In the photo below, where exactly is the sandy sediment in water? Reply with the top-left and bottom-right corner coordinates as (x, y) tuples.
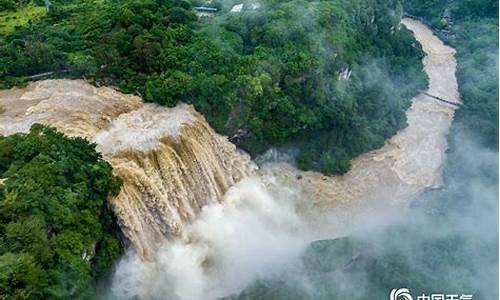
(260, 19), (460, 212)
(0, 79), (255, 259)
(0, 19), (459, 259)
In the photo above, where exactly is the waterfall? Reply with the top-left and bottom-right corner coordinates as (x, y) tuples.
(0, 79), (255, 259)
(95, 105), (255, 258)
(0, 18), (464, 299)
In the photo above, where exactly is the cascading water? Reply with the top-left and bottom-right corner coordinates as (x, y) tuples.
(111, 177), (309, 300)
(0, 79), (255, 259)
(95, 105), (255, 258)
(0, 18), (461, 300)
(109, 18), (462, 300)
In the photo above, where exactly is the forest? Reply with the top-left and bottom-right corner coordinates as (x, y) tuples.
(402, 0), (499, 148)
(1, 0), (495, 298)
(0, 0), (427, 174)
(229, 0), (499, 298)
(0, 125), (123, 299)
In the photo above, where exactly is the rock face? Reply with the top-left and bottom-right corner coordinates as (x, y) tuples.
(0, 79), (255, 259)
(260, 18), (460, 211)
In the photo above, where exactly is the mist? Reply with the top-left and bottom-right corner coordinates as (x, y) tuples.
(225, 126), (499, 300)
(109, 177), (310, 300)
(104, 2), (497, 300)
(103, 115), (498, 300)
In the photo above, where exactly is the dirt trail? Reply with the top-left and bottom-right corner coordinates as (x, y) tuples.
(260, 19), (460, 211)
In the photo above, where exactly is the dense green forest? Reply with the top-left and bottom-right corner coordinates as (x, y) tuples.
(0, 0), (497, 299)
(0, 125), (123, 299)
(0, 0), (427, 174)
(229, 0), (499, 299)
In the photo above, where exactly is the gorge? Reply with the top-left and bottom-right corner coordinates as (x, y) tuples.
(110, 18), (462, 300)
(0, 17), (463, 300)
(0, 79), (255, 260)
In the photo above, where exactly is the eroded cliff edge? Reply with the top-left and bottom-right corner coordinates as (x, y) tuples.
(0, 79), (255, 259)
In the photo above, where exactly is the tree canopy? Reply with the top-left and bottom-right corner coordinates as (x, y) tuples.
(0, 125), (123, 299)
(0, 0), (428, 174)
(402, 0), (499, 148)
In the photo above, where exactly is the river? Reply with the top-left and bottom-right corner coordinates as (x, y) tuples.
(109, 19), (462, 299)
(0, 19), (461, 300)
(257, 18), (460, 233)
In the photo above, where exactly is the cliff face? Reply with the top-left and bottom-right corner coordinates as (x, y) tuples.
(0, 79), (255, 259)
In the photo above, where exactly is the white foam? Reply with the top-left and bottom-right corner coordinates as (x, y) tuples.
(111, 177), (308, 300)
(94, 103), (196, 155)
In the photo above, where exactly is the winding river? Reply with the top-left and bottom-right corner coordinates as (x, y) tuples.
(109, 19), (462, 299)
(260, 18), (460, 226)
(0, 19), (460, 300)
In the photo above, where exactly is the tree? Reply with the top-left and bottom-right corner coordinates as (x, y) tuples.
(0, 125), (123, 298)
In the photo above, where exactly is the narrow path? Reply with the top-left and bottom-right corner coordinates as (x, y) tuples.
(260, 19), (460, 218)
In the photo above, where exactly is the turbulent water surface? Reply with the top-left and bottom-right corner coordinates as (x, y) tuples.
(0, 80), (255, 259)
(261, 18), (459, 210)
(0, 19), (460, 300)
(247, 18), (461, 240)
(109, 19), (461, 299)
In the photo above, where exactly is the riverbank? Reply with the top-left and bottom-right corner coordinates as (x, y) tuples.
(259, 19), (460, 221)
(109, 19), (462, 299)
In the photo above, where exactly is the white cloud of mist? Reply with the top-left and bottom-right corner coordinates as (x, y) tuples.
(106, 170), (421, 300)
(109, 177), (311, 300)
(107, 123), (498, 300)
(286, 127), (499, 299)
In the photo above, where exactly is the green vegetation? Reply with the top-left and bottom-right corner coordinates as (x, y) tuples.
(0, 125), (123, 299)
(0, 0), (32, 11)
(229, 199), (497, 300)
(229, 1), (498, 299)
(402, 0), (499, 148)
(229, 136), (498, 300)
(0, 0), (496, 298)
(0, 4), (45, 34)
(0, 0), (427, 174)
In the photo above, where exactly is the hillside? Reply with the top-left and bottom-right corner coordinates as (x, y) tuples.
(0, 0), (427, 174)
